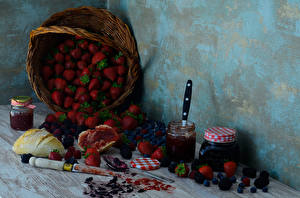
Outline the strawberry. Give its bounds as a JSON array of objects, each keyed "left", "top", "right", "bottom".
[
  {"left": 72, "top": 103, "right": 81, "bottom": 111},
  {"left": 78, "top": 40, "right": 88, "bottom": 50},
  {"left": 42, "top": 66, "right": 53, "bottom": 81},
  {"left": 70, "top": 48, "right": 82, "bottom": 59},
  {"left": 103, "top": 119, "right": 116, "bottom": 127},
  {"left": 84, "top": 152, "right": 100, "bottom": 167},
  {"left": 90, "top": 90, "right": 100, "bottom": 101},
  {"left": 117, "top": 65, "right": 127, "bottom": 76},
  {"left": 45, "top": 114, "right": 57, "bottom": 123},
  {"left": 224, "top": 161, "right": 237, "bottom": 178},
  {"left": 76, "top": 112, "right": 86, "bottom": 126},
  {"left": 72, "top": 78, "right": 81, "bottom": 86},
  {"left": 103, "top": 67, "right": 117, "bottom": 81},
  {"left": 88, "top": 78, "right": 101, "bottom": 91},
  {"left": 64, "top": 96, "right": 73, "bottom": 109},
  {"left": 85, "top": 116, "right": 99, "bottom": 129},
  {"left": 63, "top": 69, "right": 75, "bottom": 81},
  {"left": 93, "top": 71, "right": 102, "bottom": 78},
  {"left": 64, "top": 85, "right": 76, "bottom": 96},
  {"left": 76, "top": 70, "right": 82, "bottom": 77},
  {"left": 54, "top": 78, "right": 67, "bottom": 90},
  {"left": 49, "top": 149, "right": 62, "bottom": 161},
  {"left": 137, "top": 141, "right": 153, "bottom": 155},
  {"left": 75, "top": 35, "right": 83, "bottom": 40},
  {"left": 51, "top": 91, "right": 64, "bottom": 106},
  {"left": 74, "top": 150, "right": 81, "bottom": 159},
  {"left": 54, "top": 112, "right": 67, "bottom": 122},
  {"left": 47, "top": 78, "right": 55, "bottom": 91},
  {"left": 112, "top": 52, "right": 125, "bottom": 65},
  {"left": 122, "top": 115, "right": 138, "bottom": 130},
  {"left": 77, "top": 60, "right": 87, "bottom": 70},
  {"left": 54, "top": 53, "right": 64, "bottom": 63},
  {"left": 64, "top": 150, "right": 73, "bottom": 161},
  {"left": 242, "top": 177, "right": 250, "bottom": 186},
  {"left": 117, "top": 77, "right": 125, "bottom": 85},
  {"left": 88, "top": 64, "right": 96, "bottom": 73},
  {"left": 102, "top": 99, "right": 111, "bottom": 106},
  {"left": 92, "top": 52, "right": 106, "bottom": 65},
  {"left": 175, "top": 163, "right": 190, "bottom": 177},
  {"left": 101, "top": 80, "right": 111, "bottom": 91},
  {"left": 78, "top": 94, "right": 90, "bottom": 104},
  {"left": 85, "top": 147, "right": 98, "bottom": 156},
  {"left": 198, "top": 165, "right": 213, "bottom": 180},
  {"left": 46, "top": 58, "right": 55, "bottom": 65},
  {"left": 54, "top": 63, "right": 64, "bottom": 76},
  {"left": 101, "top": 45, "right": 113, "bottom": 55},
  {"left": 58, "top": 43, "right": 69, "bottom": 54},
  {"left": 110, "top": 83, "right": 122, "bottom": 100},
  {"left": 151, "top": 148, "right": 164, "bottom": 160},
  {"left": 75, "top": 87, "right": 87, "bottom": 100},
  {"left": 65, "top": 61, "right": 75, "bottom": 69},
  {"left": 81, "top": 53, "right": 91, "bottom": 63},
  {"left": 68, "top": 146, "right": 76, "bottom": 153},
  {"left": 88, "top": 43, "right": 99, "bottom": 54},
  {"left": 67, "top": 111, "right": 77, "bottom": 123},
  {"left": 128, "top": 104, "right": 142, "bottom": 115},
  {"left": 65, "top": 54, "right": 72, "bottom": 62},
  {"left": 64, "top": 39, "right": 75, "bottom": 48}
]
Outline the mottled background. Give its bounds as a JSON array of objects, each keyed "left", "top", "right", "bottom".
[{"left": 0, "top": 0, "right": 299, "bottom": 190}]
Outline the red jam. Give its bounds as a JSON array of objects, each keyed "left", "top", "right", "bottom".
[
  {"left": 166, "top": 121, "right": 196, "bottom": 162},
  {"left": 10, "top": 96, "right": 34, "bottom": 131}
]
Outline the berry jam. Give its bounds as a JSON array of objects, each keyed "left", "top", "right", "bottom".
[
  {"left": 10, "top": 111, "right": 33, "bottom": 131},
  {"left": 166, "top": 121, "right": 196, "bottom": 162}
]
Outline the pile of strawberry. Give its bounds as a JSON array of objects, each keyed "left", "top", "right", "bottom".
[{"left": 42, "top": 35, "right": 127, "bottom": 117}]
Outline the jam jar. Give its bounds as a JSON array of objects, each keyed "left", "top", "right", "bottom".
[
  {"left": 10, "top": 96, "right": 35, "bottom": 131},
  {"left": 166, "top": 121, "right": 196, "bottom": 162},
  {"left": 199, "top": 127, "right": 239, "bottom": 171}
]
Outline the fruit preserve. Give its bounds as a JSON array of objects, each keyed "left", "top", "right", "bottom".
[
  {"left": 199, "top": 127, "right": 239, "bottom": 172},
  {"left": 10, "top": 96, "right": 35, "bottom": 131},
  {"left": 166, "top": 121, "right": 196, "bottom": 162}
]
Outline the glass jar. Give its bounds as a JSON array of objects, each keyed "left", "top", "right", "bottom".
[
  {"left": 10, "top": 96, "right": 35, "bottom": 131},
  {"left": 199, "top": 127, "right": 240, "bottom": 172},
  {"left": 166, "top": 120, "right": 196, "bottom": 162}
]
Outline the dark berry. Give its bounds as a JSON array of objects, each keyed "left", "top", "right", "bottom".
[
  {"left": 250, "top": 186, "right": 257, "bottom": 193},
  {"left": 254, "top": 177, "right": 269, "bottom": 189},
  {"left": 191, "top": 159, "right": 202, "bottom": 170},
  {"left": 203, "top": 180, "right": 210, "bottom": 187},
  {"left": 242, "top": 167, "right": 257, "bottom": 178},
  {"left": 168, "top": 161, "right": 178, "bottom": 173},
  {"left": 194, "top": 172, "right": 205, "bottom": 184},
  {"left": 62, "top": 135, "right": 74, "bottom": 149},
  {"left": 65, "top": 156, "right": 78, "bottom": 164},
  {"left": 217, "top": 172, "right": 224, "bottom": 180},
  {"left": 85, "top": 177, "right": 93, "bottom": 183},
  {"left": 241, "top": 176, "right": 247, "bottom": 181},
  {"left": 229, "top": 176, "right": 236, "bottom": 183},
  {"left": 120, "top": 146, "right": 132, "bottom": 159},
  {"left": 21, "top": 153, "right": 32, "bottom": 163},
  {"left": 237, "top": 187, "right": 243, "bottom": 193},
  {"left": 262, "top": 186, "right": 268, "bottom": 192},
  {"left": 218, "top": 178, "right": 232, "bottom": 191},
  {"left": 212, "top": 178, "right": 218, "bottom": 185},
  {"left": 239, "top": 183, "right": 245, "bottom": 188},
  {"left": 260, "top": 170, "right": 269, "bottom": 179},
  {"left": 53, "top": 129, "right": 62, "bottom": 137},
  {"left": 160, "top": 157, "right": 171, "bottom": 167},
  {"left": 189, "top": 170, "right": 197, "bottom": 179}
]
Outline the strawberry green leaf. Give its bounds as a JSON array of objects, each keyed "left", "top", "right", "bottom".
[
  {"left": 114, "top": 51, "right": 123, "bottom": 60},
  {"left": 112, "top": 82, "right": 122, "bottom": 88},
  {"left": 68, "top": 85, "right": 76, "bottom": 92},
  {"left": 58, "top": 114, "right": 67, "bottom": 122},
  {"left": 97, "top": 110, "right": 112, "bottom": 121},
  {"left": 81, "top": 102, "right": 91, "bottom": 109},
  {"left": 52, "top": 149, "right": 59, "bottom": 153},
  {"left": 80, "top": 74, "right": 90, "bottom": 84},
  {"left": 47, "top": 53, "right": 53, "bottom": 60},
  {"left": 121, "top": 134, "right": 131, "bottom": 145},
  {"left": 96, "top": 42, "right": 102, "bottom": 47},
  {"left": 83, "top": 114, "right": 89, "bottom": 119},
  {"left": 96, "top": 59, "right": 108, "bottom": 70}
]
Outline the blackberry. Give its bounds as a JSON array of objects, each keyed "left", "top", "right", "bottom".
[
  {"left": 218, "top": 178, "right": 232, "bottom": 191},
  {"left": 62, "top": 135, "right": 74, "bottom": 149},
  {"left": 160, "top": 157, "right": 171, "bottom": 167},
  {"left": 250, "top": 186, "right": 257, "bottom": 193},
  {"left": 120, "top": 146, "right": 132, "bottom": 159},
  {"left": 203, "top": 180, "right": 210, "bottom": 187},
  {"left": 194, "top": 172, "right": 205, "bottom": 184},
  {"left": 21, "top": 153, "right": 32, "bottom": 163},
  {"left": 237, "top": 187, "right": 243, "bottom": 193},
  {"left": 242, "top": 167, "right": 257, "bottom": 178},
  {"left": 85, "top": 177, "right": 93, "bottom": 183},
  {"left": 260, "top": 170, "right": 269, "bottom": 179},
  {"left": 212, "top": 178, "right": 218, "bottom": 185},
  {"left": 229, "top": 176, "right": 236, "bottom": 183},
  {"left": 262, "top": 186, "right": 268, "bottom": 192},
  {"left": 254, "top": 177, "right": 269, "bottom": 189},
  {"left": 168, "top": 161, "right": 178, "bottom": 173}
]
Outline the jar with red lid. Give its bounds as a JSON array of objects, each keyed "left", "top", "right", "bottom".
[
  {"left": 199, "top": 127, "right": 240, "bottom": 171},
  {"left": 166, "top": 121, "right": 196, "bottom": 162},
  {"left": 10, "top": 96, "right": 35, "bottom": 131}
]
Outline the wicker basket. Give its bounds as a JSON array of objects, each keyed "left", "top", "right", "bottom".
[{"left": 26, "top": 7, "right": 140, "bottom": 112}]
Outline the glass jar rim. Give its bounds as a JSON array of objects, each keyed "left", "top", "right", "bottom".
[{"left": 168, "top": 120, "right": 195, "bottom": 133}]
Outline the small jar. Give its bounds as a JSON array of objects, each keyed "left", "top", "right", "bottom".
[
  {"left": 166, "top": 120, "right": 196, "bottom": 162},
  {"left": 199, "top": 127, "right": 240, "bottom": 172},
  {"left": 10, "top": 96, "right": 35, "bottom": 131}
]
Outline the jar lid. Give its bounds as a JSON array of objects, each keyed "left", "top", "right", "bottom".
[
  {"left": 204, "top": 127, "right": 236, "bottom": 143},
  {"left": 11, "top": 96, "right": 35, "bottom": 109}
]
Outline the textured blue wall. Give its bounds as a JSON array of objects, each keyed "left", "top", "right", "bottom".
[
  {"left": 109, "top": 0, "right": 300, "bottom": 189},
  {"left": 0, "top": 0, "right": 106, "bottom": 104}
]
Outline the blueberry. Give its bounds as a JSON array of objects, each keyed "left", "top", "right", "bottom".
[
  {"left": 120, "top": 146, "right": 132, "bottom": 159},
  {"left": 143, "top": 154, "right": 150, "bottom": 158},
  {"left": 21, "top": 153, "right": 33, "bottom": 163},
  {"left": 239, "top": 183, "right": 245, "bottom": 188},
  {"left": 217, "top": 172, "right": 224, "bottom": 180},
  {"left": 250, "top": 186, "right": 257, "bottom": 193},
  {"left": 212, "top": 178, "right": 218, "bottom": 185},
  {"left": 168, "top": 161, "right": 178, "bottom": 173},
  {"left": 229, "top": 176, "right": 237, "bottom": 183},
  {"left": 203, "top": 180, "right": 210, "bottom": 187},
  {"left": 194, "top": 172, "right": 205, "bottom": 184},
  {"left": 65, "top": 157, "right": 78, "bottom": 164},
  {"left": 262, "top": 186, "right": 268, "bottom": 192},
  {"left": 237, "top": 187, "right": 243, "bottom": 193}
]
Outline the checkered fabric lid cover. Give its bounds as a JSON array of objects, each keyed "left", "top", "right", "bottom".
[
  {"left": 130, "top": 158, "right": 160, "bottom": 170},
  {"left": 204, "top": 127, "right": 236, "bottom": 143}
]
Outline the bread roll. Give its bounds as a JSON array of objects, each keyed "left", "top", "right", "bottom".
[{"left": 13, "top": 129, "right": 64, "bottom": 157}]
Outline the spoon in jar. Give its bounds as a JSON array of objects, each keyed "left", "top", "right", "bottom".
[{"left": 182, "top": 80, "right": 193, "bottom": 127}]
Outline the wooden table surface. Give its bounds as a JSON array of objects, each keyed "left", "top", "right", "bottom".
[{"left": 0, "top": 103, "right": 299, "bottom": 198}]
